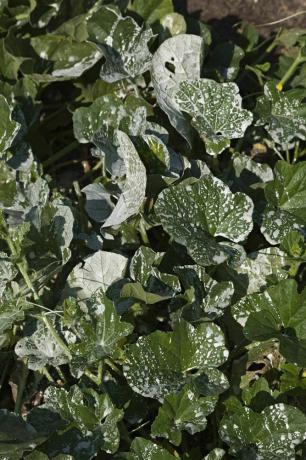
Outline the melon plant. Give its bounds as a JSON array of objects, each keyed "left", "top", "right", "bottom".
[{"left": 0, "top": 0, "right": 306, "bottom": 459}]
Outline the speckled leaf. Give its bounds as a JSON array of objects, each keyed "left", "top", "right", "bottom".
[
  {"left": 87, "top": 6, "right": 153, "bottom": 82},
  {"left": 0, "top": 95, "right": 20, "bottom": 153},
  {"left": 151, "top": 386, "right": 217, "bottom": 445},
  {"left": 43, "top": 385, "right": 123, "bottom": 454},
  {"left": 201, "top": 274, "right": 234, "bottom": 320},
  {"left": 256, "top": 82, "right": 306, "bottom": 147},
  {"left": 31, "top": 35, "right": 102, "bottom": 79},
  {"left": 220, "top": 403, "right": 306, "bottom": 459},
  {"left": 151, "top": 34, "right": 204, "bottom": 144},
  {"left": 0, "top": 252, "right": 17, "bottom": 299},
  {"left": 0, "top": 297, "right": 27, "bottom": 347},
  {"left": 130, "top": 246, "right": 164, "bottom": 284},
  {"left": 155, "top": 175, "right": 254, "bottom": 266},
  {"left": 103, "top": 131, "right": 146, "bottom": 227},
  {"left": 123, "top": 319, "right": 228, "bottom": 401},
  {"left": 73, "top": 94, "right": 146, "bottom": 143},
  {"left": 232, "top": 152, "right": 273, "bottom": 193},
  {"left": 69, "top": 292, "right": 133, "bottom": 365},
  {"left": 173, "top": 265, "right": 233, "bottom": 321},
  {"left": 175, "top": 79, "right": 253, "bottom": 155},
  {"left": 260, "top": 207, "right": 301, "bottom": 245},
  {"left": 15, "top": 320, "right": 71, "bottom": 370},
  {"left": 127, "top": 437, "right": 178, "bottom": 460},
  {"left": 232, "top": 279, "right": 306, "bottom": 366},
  {"left": 64, "top": 250, "right": 128, "bottom": 301},
  {"left": 129, "top": 246, "right": 180, "bottom": 298},
  {"left": 218, "top": 247, "right": 288, "bottom": 297}
]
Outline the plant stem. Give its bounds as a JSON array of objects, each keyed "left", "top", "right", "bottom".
[
  {"left": 105, "top": 358, "right": 123, "bottom": 376},
  {"left": 139, "top": 219, "right": 149, "bottom": 245},
  {"left": 78, "top": 159, "right": 103, "bottom": 183},
  {"left": 0, "top": 361, "right": 10, "bottom": 391},
  {"left": 293, "top": 141, "right": 300, "bottom": 163},
  {"left": 43, "top": 140, "right": 79, "bottom": 168},
  {"left": 56, "top": 366, "right": 66, "bottom": 383},
  {"left": 84, "top": 369, "right": 101, "bottom": 386},
  {"left": 277, "top": 52, "right": 306, "bottom": 90},
  {"left": 4, "top": 232, "right": 39, "bottom": 300},
  {"left": 40, "top": 315, "right": 72, "bottom": 360},
  {"left": 15, "top": 360, "right": 29, "bottom": 414},
  {"left": 42, "top": 367, "right": 54, "bottom": 382}
]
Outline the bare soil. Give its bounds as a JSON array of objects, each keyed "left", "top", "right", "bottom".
[{"left": 174, "top": 0, "right": 306, "bottom": 36}]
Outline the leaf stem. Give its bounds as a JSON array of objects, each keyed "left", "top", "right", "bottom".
[
  {"left": 40, "top": 315, "right": 72, "bottom": 360},
  {"left": 84, "top": 369, "right": 101, "bottom": 386},
  {"left": 43, "top": 140, "right": 79, "bottom": 168},
  {"left": 42, "top": 367, "right": 54, "bottom": 382},
  {"left": 105, "top": 358, "right": 123, "bottom": 376},
  {"left": 139, "top": 219, "right": 149, "bottom": 245},
  {"left": 56, "top": 366, "right": 66, "bottom": 383},
  {"left": 15, "top": 359, "right": 29, "bottom": 414},
  {"left": 78, "top": 159, "right": 103, "bottom": 183},
  {"left": 277, "top": 51, "right": 306, "bottom": 90}
]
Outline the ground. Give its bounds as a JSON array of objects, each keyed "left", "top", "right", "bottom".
[{"left": 174, "top": 0, "right": 306, "bottom": 35}]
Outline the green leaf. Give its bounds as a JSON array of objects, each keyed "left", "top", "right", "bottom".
[
  {"left": 256, "top": 82, "right": 306, "bottom": 148},
  {"left": 30, "top": 35, "right": 102, "bottom": 79},
  {"left": 43, "top": 385, "right": 123, "bottom": 454},
  {"left": 65, "top": 250, "right": 128, "bottom": 302},
  {"left": 232, "top": 279, "right": 306, "bottom": 366},
  {"left": 139, "top": 133, "right": 183, "bottom": 178},
  {"left": 160, "top": 13, "right": 187, "bottom": 39},
  {"left": 120, "top": 282, "right": 173, "bottom": 304},
  {"left": 82, "top": 183, "right": 115, "bottom": 223},
  {"left": 204, "top": 449, "right": 225, "bottom": 460},
  {"left": 124, "top": 319, "right": 228, "bottom": 401},
  {"left": 151, "top": 385, "right": 217, "bottom": 445},
  {"left": 265, "top": 160, "right": 306, "bottom": 223},
  {"left": 155, "top": 175, "right": 253, "bottom": 266},
  {"left": 128, "top": 0, "right": 174, "bottom": 24},
  {"left": 260, "top": 160, "right": 306, "bottom": 243},
  {"left": 87, "top": 5, "right": 153, "bottom": 82},
  {"left": 0, "top": 95, "right": 20, "bottom": 153},
  {"left": 151, "top": 34, "right": 204, "bottom": 144},
  {"left": 69, "top": 292, "right": 133, "bottom": 365},
  {"left": 30, "top": 0, "right": 64, "bottom": 29},
  {"left": 102, "top": 131, "right": 146, "bottom": 227},
  {"left": 280, "top": 230, "right": 306, "bottom": 258},
  {"left": 129, "top": 246, "right": 180, "bottom": 298},
  {"left": 220, "top": 403, "right": 306, "bottom": 459},
  {"left": 175, "top": 79, "right": 253, "bottom": 155},
  {"left": 0, "top": 409, "right": 44, "bottom": 458},
  {"left": 127, "top": 437, "right": 178, "bottom": 460},
  {"left": 208, "top": 42, "right": 245, "bottom": 81},
  {"left": 280, "top": 363, "right": 306, "bottom": 392}
]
